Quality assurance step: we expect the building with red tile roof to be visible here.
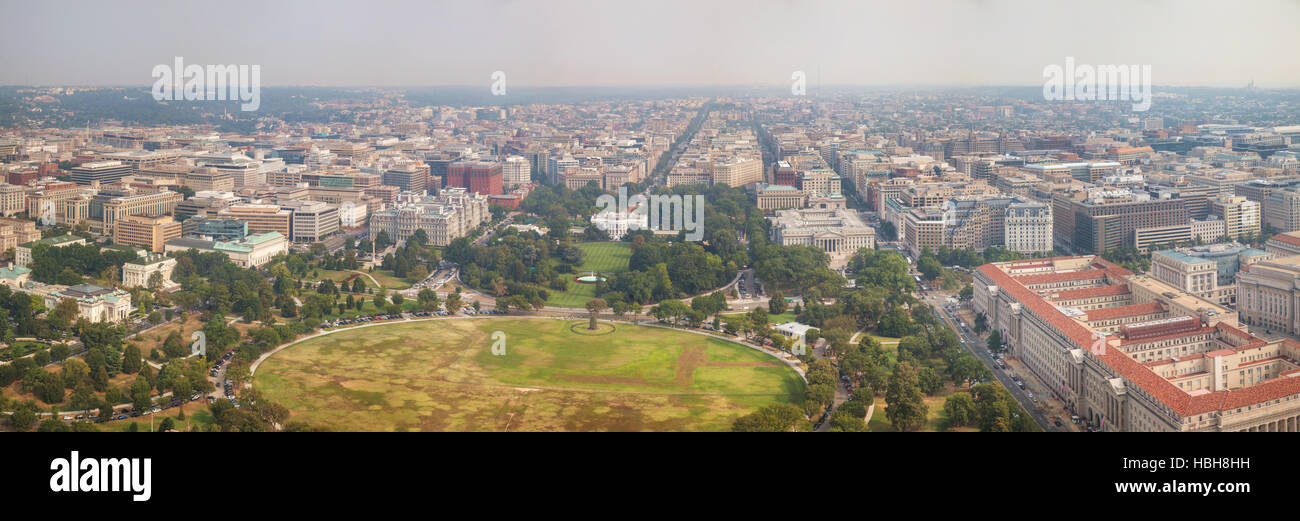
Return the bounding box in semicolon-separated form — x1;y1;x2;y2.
1265;231;1300;257
974;255;1300;432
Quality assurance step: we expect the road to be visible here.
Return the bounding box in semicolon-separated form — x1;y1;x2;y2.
473;213;517;246
919;291;1059;432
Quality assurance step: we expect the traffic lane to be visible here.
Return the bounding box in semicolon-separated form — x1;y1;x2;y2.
929;298;1056;432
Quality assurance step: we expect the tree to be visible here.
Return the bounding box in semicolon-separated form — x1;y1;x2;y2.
70;381;96;411
1101;246;1150;274
38;418;72;432
769;291;786;314
850;386;874;407
147;271;165;291
10;402;38;431
122;345;142;374
281;298;298;318
162;330;187;358
48;297;80;332
585;298;608;330
917;366;944;395
950;353;992;387
417;288;440;311
130;378;153;411
838;399;868;419
943;392;977;427
987;329;1003;353
885;362;929;432
917;255;942;281
172;376;192;416
827;409;868;432
50;343;70;362
730;403;811;432
971;382;1033;432
93;366;109;391
748;306;769;332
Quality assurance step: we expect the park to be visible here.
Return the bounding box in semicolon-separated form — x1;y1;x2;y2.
252;317;805;431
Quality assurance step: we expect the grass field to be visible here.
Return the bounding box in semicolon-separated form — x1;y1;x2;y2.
543;280;598;308
541;241;633;308
867;395;978;432
254;318;804;431
575;242;631;273
305;268;411;291
365;269;413;290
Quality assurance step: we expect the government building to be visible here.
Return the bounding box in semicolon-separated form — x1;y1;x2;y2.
975;256;1300;432
369;187;489;246
768;208;875;262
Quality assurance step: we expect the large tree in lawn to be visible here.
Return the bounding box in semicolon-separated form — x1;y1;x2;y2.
585;298;607;330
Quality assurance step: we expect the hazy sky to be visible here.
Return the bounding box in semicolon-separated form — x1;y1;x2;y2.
2;0;1298;88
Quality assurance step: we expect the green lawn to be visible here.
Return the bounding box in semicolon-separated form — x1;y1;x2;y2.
1;341;51;361
366;269;413;290
254;318;804;431
575;242;632;273
868;395;978;432
544;280;599;308
304;268;412;291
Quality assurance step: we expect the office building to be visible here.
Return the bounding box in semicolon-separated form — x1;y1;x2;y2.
113;214;182;253
1265;188;1300;232
1210;196;1261;241
176;190;239;220
184;167;236;192
182;217;249;241
0;218;40;254
0;183;24;216
69;161;132;186
163;232;288;268
1151;244;1271;305
446;160;503;195
712;157;763;187
92;188;183;236
218;204;293;237
502;156;530;187
280;200;339;243
1237;256;1300;336
1052;188;1188;254
975;256;1300;431
16;234;86;267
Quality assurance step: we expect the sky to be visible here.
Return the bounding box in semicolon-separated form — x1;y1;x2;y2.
2;0;1298;88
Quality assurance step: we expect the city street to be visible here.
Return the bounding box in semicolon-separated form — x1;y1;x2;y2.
920;291;1061;432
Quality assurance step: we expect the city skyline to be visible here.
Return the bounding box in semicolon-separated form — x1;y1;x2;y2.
2;0;1299;88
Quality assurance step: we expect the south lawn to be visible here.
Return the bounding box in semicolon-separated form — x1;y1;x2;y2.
254;317;805;431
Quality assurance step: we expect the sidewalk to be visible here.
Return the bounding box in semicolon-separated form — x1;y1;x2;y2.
1001;355;1080;432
